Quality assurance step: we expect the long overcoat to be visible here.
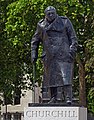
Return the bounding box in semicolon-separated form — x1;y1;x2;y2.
31;15;78;89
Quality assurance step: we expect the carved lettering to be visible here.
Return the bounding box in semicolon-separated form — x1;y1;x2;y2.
51;111;58;117
73;111;77;117
65;111;67;117
45;111;51;117
31;111;38;117
57;111;63;117
26;111;31;118
68;111;71;117
39;111;44;117
26;109;78;118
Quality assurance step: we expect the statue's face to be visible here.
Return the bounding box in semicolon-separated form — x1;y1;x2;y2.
45;10;57;22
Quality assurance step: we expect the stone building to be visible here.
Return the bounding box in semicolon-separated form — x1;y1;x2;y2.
0;84;41;120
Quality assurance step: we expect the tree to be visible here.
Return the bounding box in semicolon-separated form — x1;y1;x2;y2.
0;0;18;103
0;0;94;114
0;0;46;103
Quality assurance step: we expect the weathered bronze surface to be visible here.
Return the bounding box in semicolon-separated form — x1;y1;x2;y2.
31;6;78;105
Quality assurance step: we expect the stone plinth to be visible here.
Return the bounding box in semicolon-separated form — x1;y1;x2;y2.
24;105;87;120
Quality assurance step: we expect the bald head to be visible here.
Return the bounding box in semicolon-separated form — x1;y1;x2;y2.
44;6;57;23
44;6;56;14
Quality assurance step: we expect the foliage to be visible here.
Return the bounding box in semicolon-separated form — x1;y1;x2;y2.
0;0;94;114
88;88;94;113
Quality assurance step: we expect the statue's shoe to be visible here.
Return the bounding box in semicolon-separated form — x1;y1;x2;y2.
66;100;72;105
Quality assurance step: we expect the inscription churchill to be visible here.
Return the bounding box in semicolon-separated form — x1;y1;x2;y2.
26;110;77;118
31;6;78;104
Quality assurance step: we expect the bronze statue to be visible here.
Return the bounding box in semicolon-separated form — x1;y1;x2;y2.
31;6;78;105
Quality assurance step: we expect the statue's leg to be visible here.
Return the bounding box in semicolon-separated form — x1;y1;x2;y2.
64;85;72;105
48;87;57;103
58;62;74;105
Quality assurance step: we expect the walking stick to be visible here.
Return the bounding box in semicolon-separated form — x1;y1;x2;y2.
33;62;36;103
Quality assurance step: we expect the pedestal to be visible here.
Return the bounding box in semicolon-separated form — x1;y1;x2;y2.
24;104;87;120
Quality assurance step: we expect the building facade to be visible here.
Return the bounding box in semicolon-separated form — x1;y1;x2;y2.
1;85;41;120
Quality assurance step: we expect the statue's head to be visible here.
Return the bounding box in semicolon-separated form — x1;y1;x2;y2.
44;6;57;23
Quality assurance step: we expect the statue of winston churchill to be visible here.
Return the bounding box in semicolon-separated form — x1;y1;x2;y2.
31;6;78;105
